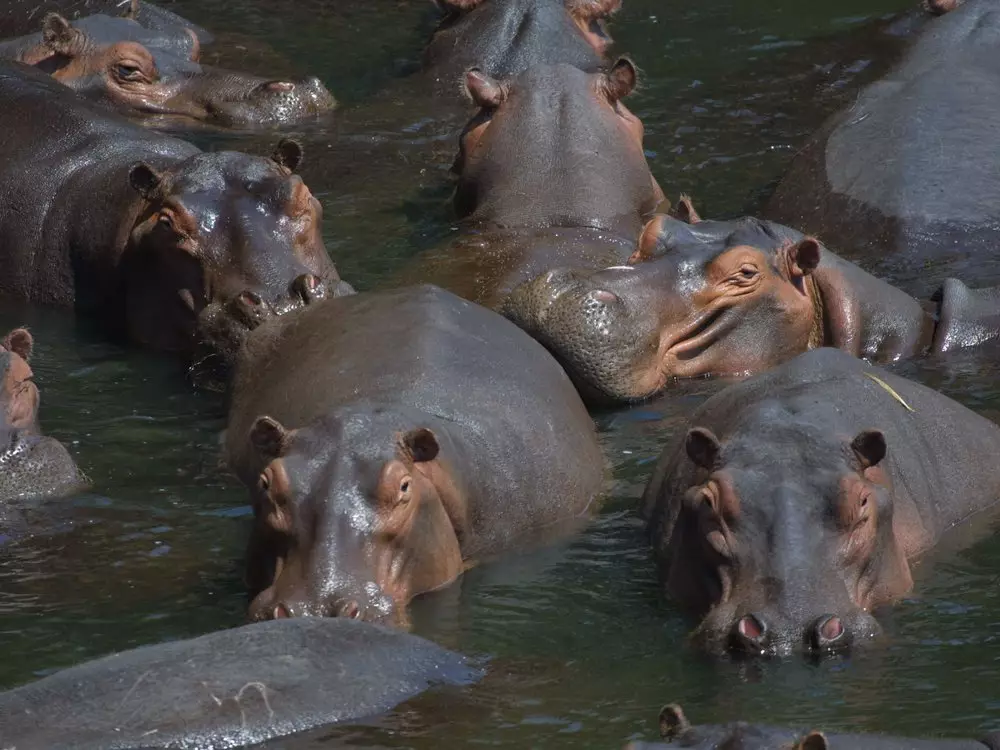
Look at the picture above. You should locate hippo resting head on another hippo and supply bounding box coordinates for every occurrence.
[425,0,620,85]
[0,12,334,127]
[0,330,86,503]
[503,208,1000,404]
[642,348,1000,656]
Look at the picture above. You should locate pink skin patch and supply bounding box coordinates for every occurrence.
[820,616,843,642]
[738,614,763,640]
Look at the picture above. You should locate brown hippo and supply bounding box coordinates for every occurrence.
[502,211,1000,404]
[643,348,1000,656]
[0,12,334,128]
[424,0,619,89]
[404,59,663,308]
[225,285,605,624]
[0,329,86,503]
[765,0,996,298]
[0,61,351,376]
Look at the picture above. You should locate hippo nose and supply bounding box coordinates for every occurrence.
[290,273,328,306]
[334,599,362,619]
[809,614,849,652]
[731,613,769,654]
[261,80,296,94]
[541,268,577,288]
[586,289,620,305]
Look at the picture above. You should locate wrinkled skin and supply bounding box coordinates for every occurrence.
[766,0,995,298]
[642,348,1000,656]
[0,62,351,373]
[0,618,480,749]
[0,0,212,42]
[424,0,619,88]
[624,704,1000,750]
[0,12,335,127]
[405,59,663,307]
[225,285,604,625]
[503,212,1000,404]
[0,329,86,503]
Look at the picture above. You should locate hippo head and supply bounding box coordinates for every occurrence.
[122,140,348,362]
[0,329,39,434]
[662,417,907,656]
[30,13,334,127]
[244,409,465,625]
[503,213,823,403]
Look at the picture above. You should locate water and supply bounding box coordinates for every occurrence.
[5,0,1000,747]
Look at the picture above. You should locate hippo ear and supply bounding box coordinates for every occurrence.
[121,0,140,19]
[685,427,721,470]
[604,58,637,101]
[658,704,692,739]
[465,69,505,109]
[851,429,886,469]
[786,238,822,278]
[403,428,440,463]
[271,139,304,173]
[42,13,84,56]
[798,732,829,750]
[672,194,702,224]
[434,0,484,11]
[129,163,163,200]
[2,329,33,361]
[250,416,293,461]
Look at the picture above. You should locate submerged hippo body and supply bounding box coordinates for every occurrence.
[0,329,85,505]
[766,0,1000,296]
[424,0,618,89]
[226,285,604,623]
[0,61,350,368]
[643,348,1000,656]
[0,618,480,749]
[406,59,662,308]
[503,213,1000,404]
[0,12,334,127]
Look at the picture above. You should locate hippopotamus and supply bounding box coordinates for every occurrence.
[225,285,604,624]
[404,59,663,308]
[0,328,86,504]
[0,11,335,127]
[0,61,351,373]
[0,0,211,42]
[502,210,1000,404]
[624,704,1000,750]
[765,0,1000,297]
[424,0,619,89]
[0,617,480,749]
[642,347,1000,656]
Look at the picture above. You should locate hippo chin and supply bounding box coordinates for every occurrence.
[643,348,1000,656]
[0,61,351,372]
[503,211,1000,404]
[0,11,335,127]
[226,285,605,624]
[0,329,86,504]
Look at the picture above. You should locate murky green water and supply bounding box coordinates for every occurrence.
[5,0,1000,747]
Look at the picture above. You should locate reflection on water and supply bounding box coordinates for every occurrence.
[5,0,1000,747]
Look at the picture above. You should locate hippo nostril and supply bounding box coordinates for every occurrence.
[239,290,264,307]
[337,600,361,619]
[291,273,327,305]
[272,603,291,619]
[810,615,847,651]
[587,290,620,305]
[264,81,296,93]
[738,614,766,641]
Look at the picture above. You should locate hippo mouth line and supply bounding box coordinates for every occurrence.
[661,303,736,363]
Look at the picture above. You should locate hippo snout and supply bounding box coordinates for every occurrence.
[251,76,335,111]
[250,581,397,625]
[727,609,879,656]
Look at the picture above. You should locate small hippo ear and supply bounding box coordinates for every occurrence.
[2,329,33,361]
[786,238,822,278]
[121,0,140,19]
[403,428,440,463]
[464,69,505,109]
[42,13,83,56]
[271,139,304,173]
[434,0,484,11]
[672,194,702,224]
[630,214,667,264]
[685,427,721,470]
[129,162,163,200]
[851,429,886,469]
[798,732,829,750]
[604,58,637,101]
[250,416,292,461]
[658,704,691,739]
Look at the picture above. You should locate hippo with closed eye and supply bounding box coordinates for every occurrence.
[225,285,604,624]
[642,348,1000,656]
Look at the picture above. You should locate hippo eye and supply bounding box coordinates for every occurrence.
[738,265,758,279]
[115,62,147,82]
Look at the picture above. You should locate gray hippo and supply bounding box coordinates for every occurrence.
[503,211,1000,404]
[0,617,480,749]
[766,0,1000,297]
[624,704,1000,750]
[225,285,605,624]
[643,348,1000,655]
[0,0,212,42]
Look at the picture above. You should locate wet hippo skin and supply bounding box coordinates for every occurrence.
[404,59,663,308]
[0,618,481,749]
[0,0,212,43]
[0,328,86,504]
[765,0,1000,297]
[503,212,1000,404]
[643,348,1000,656]
[0,10,335,127]
[225,285,605,625]
[0,61,350,369]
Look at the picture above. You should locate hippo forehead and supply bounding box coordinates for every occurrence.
[167,152,291,201]
[654,216,803,260]
[75,15,197,55]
